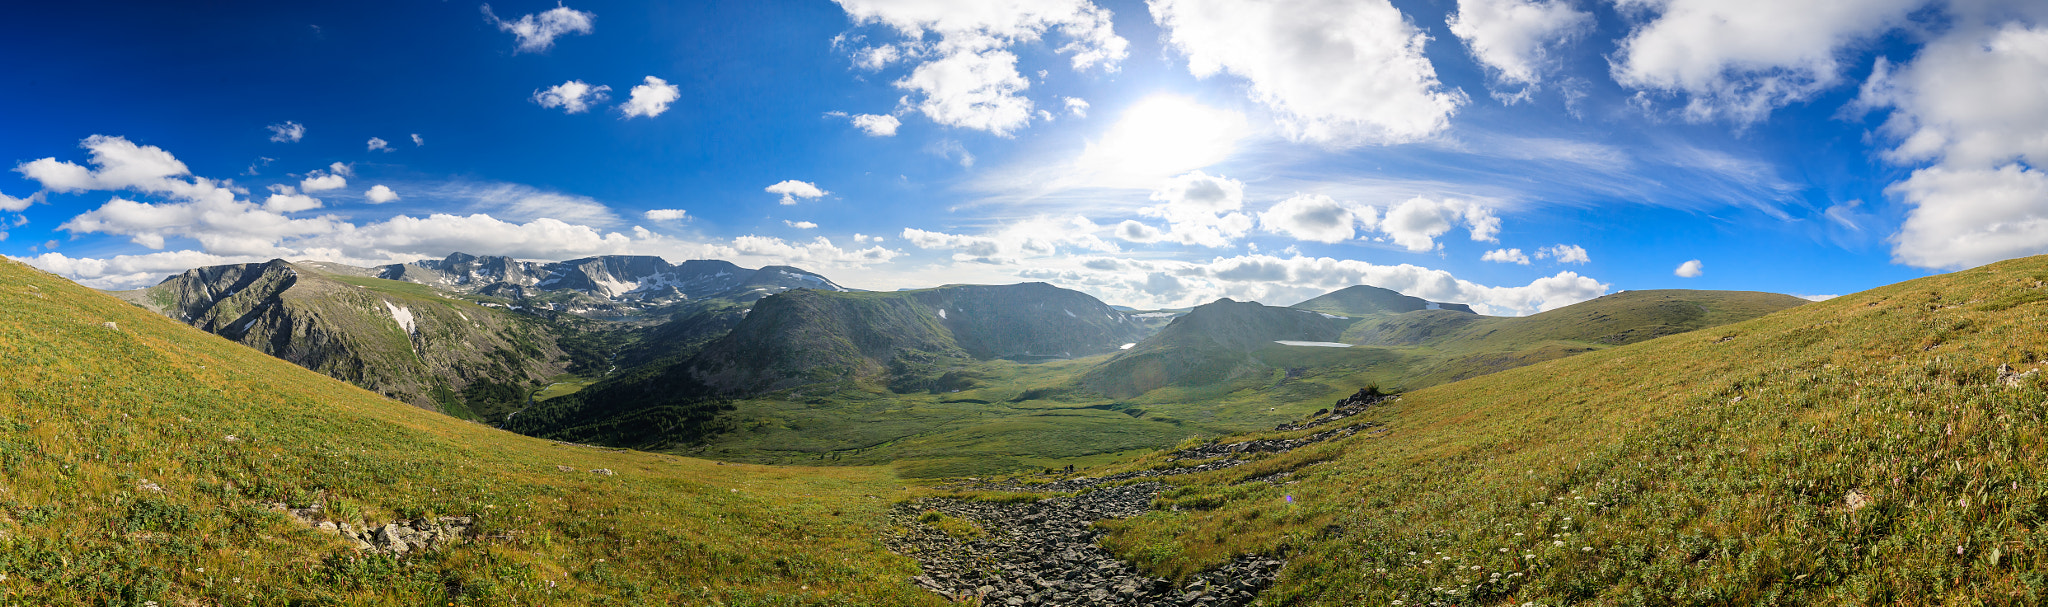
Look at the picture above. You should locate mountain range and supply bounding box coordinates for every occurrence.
[110,259,585,420]
[104,252,1803,472]
[15,251,2048,604]
[372,252,847,316]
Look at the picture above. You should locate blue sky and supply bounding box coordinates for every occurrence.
[4,0,2045,314]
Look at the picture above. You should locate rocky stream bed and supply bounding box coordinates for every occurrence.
[887,389,1391,606]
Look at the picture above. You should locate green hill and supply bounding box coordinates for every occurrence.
[109,259,600,423]
[1074,255,2048,604]
[1085,288,1805,401]
[683,282,1149,395]
[1085,298,1356,398]
[505,283,1158,462]
[1291,284,1474,316]
[1349,289,1812,386]
[0,258,940,606]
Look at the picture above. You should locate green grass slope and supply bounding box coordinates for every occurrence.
[111,260,604,423]
[1351,289,1811,387]
[0,258,940,606]
[1092,256,2048,605]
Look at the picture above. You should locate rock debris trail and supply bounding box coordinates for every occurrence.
[888,389,1391,606]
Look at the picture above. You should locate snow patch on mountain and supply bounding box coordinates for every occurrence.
[384,300,416,334]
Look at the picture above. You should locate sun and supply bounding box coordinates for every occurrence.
[1078,94,1251,188]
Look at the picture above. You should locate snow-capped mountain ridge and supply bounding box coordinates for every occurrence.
[373,253,850,316]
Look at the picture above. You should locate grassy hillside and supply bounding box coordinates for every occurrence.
[111,260,604,423]
[1084,256,2048,604]
[1348,289,1811,386]
[1086,290,1805,405]
[0,258,940,605]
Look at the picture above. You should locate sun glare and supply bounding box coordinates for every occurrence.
[1078,95,1249,187]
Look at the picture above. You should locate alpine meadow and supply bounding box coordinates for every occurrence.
[7,0,2048,605]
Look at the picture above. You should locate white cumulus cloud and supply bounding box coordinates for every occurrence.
[6,135,896,289]
[1139,170,1253,247]
[1538,244,1590,263]
[367,137,391,152]
[1149,0,1466,147]
[1610,0,1924,123]
[365,185,399,204]
[1482,248,1530,264]
[0,190,42,213]
[896,47,1035,136]
[482,3,595,53]
[263,183,323,213]
[533,80,611,114]
[784,220,818,229]
[644,209,689,221]
[766,180,828,205]
[411,133,424,146]
[1446,0,1592,101]
[832,112,902,136]
[300,173,346,193]
[15,250,258,290]
[267,121,305,143]
[17,135,194,194]
[730,234,901,268]
[1258,193,1376,243]
[1115,220,1165,243]
[1888,165,2048,269]
[1009,253,1608,314]
[1064,96,1089,117]
[1675,259,1703,277]
[1379,197,1500,252]
[621,76,680,119]
[832,0,1129,136]
[1859,21,2048,269]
